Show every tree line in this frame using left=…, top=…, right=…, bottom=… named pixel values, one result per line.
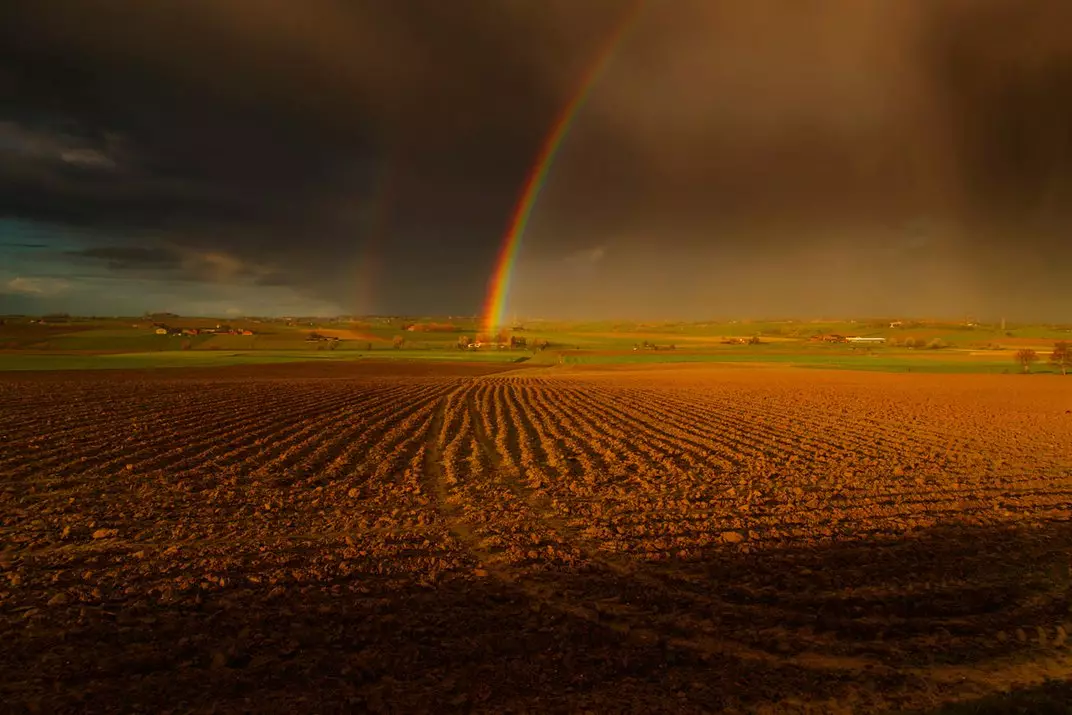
left=1016, top=341, right=1071, bottom=374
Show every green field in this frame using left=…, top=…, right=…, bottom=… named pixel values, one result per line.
left=0, top=349, right=529, bottom=372
left=0, top=351, right=339, bottom=371
left=550, top=349, right=1033, bottom=374
left=1, top=315, right=1069, bottom=373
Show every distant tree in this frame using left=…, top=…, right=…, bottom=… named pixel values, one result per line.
left=748, top=335, right=762, bottom=345
left=1050, top=341, right=1072, bottom=375
left=392, top=335, right=405, bottom=350
left=457, top=335, right=470, bottom=350
left=1015, top=348, right=1039, bottom=373
left=926, top=338, right=947, bottom=350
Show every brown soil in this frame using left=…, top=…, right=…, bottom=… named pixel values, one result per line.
left=1, top=364, right=1071, bottom=713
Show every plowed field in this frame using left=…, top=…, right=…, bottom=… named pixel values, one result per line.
left=2, top=362, right=1071, bottom=713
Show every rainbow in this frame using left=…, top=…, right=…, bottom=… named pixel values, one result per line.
left=480, top=1, right=645, bottom=336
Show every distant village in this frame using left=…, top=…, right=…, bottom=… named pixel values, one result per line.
left=808, top=334, right=887, bottom=344
left=150, top=323, right=254, bottom=337
left=464, top=335, right=529, bottom=350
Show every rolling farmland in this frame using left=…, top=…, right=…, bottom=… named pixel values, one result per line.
left=2, top=362, right=1071, bottom=712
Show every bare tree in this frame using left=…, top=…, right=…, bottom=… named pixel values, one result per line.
left=1050, top=341, right=1071, bottom=375
left=457, top=335, right=470, bottom=350
left=1015, top=348, right=1039, bottom=373
left=392, top=335, right=405, bottom=350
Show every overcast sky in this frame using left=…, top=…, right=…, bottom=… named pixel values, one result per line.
left=1, top=0, right=1071, bottom=319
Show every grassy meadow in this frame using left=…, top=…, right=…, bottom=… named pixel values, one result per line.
left=0, top=314, right=1069, bottom=373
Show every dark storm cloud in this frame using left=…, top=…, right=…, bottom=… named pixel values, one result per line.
left=926, top=1, right=1072, bottom=227
left=0, top=0, right=631, bottom=314
left=60, top=243, right=293, bottom=292
left=65, top=246, right=181, bottom=271
left=513, top=0, right=1072, bottom=320
left=1, top=0, right=1071, bottom=318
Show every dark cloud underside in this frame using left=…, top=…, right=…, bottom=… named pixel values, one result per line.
left=1, top=0, right=1070, bottom=318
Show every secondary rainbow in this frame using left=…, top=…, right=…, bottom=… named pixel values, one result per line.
left=480, top=1, right=645, bottom=336
left=353, top=152, right=398, bottom=315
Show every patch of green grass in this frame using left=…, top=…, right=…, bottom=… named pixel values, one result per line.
left=0, top=348, right=530, bottom=371
left=4, top=315, right=1070, bottom=373
left=370, top=349, right=529, bottom=363
left=46, top=335, right=212, bottom=351
left=197, top=334, right=261, bottom=350
left=0, top=351, right=353, bottom=371
left=551, top=348, right=1059, bottom=374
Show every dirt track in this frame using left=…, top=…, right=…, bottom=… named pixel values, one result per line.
left=1, top=363, right=1071, bottom=713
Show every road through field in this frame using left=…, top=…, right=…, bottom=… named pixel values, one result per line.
left=1, top=362, right=1071, bottom=712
